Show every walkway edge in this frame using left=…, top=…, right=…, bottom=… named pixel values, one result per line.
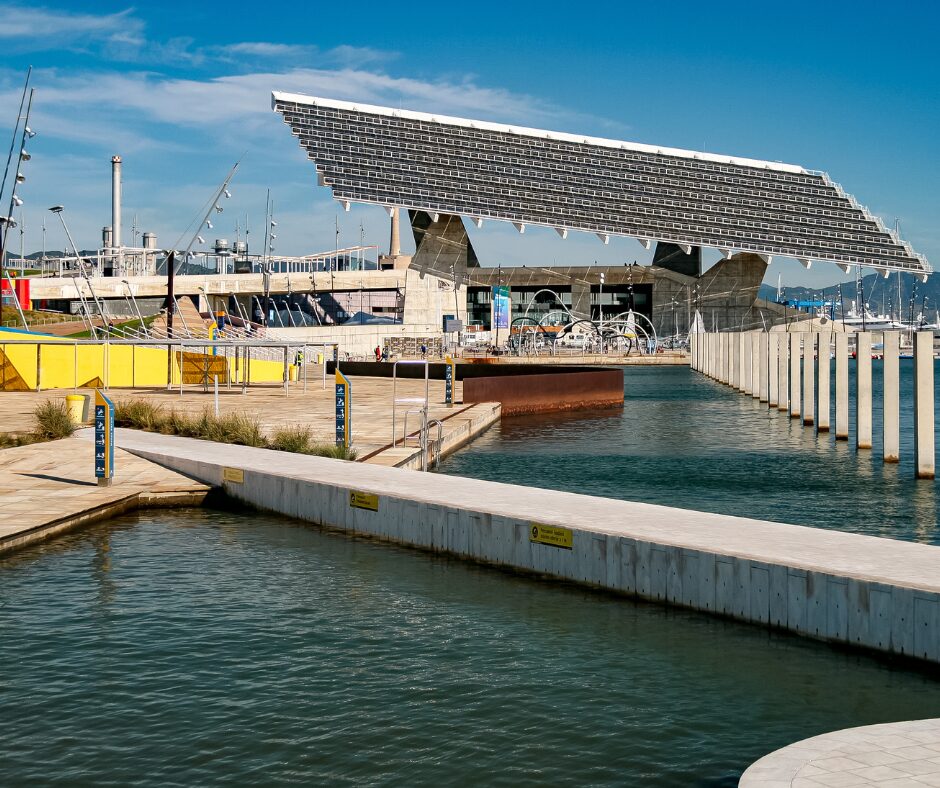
left=0, top=489, right=208, bottom=555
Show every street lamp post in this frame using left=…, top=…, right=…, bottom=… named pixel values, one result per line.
left=50, top=205, right=106, bottom=339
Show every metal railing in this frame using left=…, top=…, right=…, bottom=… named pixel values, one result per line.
left=0, top=337, right=337, bottom=395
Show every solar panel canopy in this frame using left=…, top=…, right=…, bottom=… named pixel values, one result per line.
left=272, top=92, right=930, bottom=277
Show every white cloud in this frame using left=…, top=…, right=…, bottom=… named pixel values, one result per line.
left=0, top=5, right=143, bottom=47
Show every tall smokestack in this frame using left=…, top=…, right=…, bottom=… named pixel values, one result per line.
left=389, top=207, right=401, bottom=257
left=111, top=155, right=122, bottom=248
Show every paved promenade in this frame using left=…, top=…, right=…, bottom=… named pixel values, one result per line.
left=0, top=373, right=497, bottom=466
left=741, top=718, right=940, bottom=786
left=0, top=436, right=208, bottom=554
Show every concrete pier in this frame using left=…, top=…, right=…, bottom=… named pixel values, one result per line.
left=817, top=334, right=831, bottom=433
left=915, top=330, right=935, bottom=480
left=883, top=331, right=900, bottom=463
left=802, top=334, right=814, bottom=427
left=742, top=718, right=940, bottom=786
left=835, top=333, right=849, bottom=440
left=777, top=332, right=788, bottom=412
left=856, top=332, right=873, bottom=450
left=789, top=332, right=801, bottom=419
left=768, top=333, right=779, bottom=408
left=118, top=429, right=940, bottom=665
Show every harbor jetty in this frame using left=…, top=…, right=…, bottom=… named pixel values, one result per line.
left=100, top=427, right=940, bottom=666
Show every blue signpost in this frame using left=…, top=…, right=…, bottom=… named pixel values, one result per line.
left=445, top=355, right=455, bottom=407
left=335, top=370, right=351, bottom=448
left=94, top=389, right=114, bottom=486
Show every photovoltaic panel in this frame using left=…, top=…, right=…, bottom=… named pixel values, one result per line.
left=272, top=92, right=930, bottom=276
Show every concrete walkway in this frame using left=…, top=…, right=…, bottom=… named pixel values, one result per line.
left=740, top=718, right=940, bottom=787
left=110, top=428, right=940, bottom=664
left=0, top=436, right=209, bottom=554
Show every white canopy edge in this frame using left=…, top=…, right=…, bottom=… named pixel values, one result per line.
left=272, top=91, right=807, bottom=175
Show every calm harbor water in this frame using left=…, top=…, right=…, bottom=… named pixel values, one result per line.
left=1, top=507, right=938, bottom=787
left=440, top=363, right=940, bottom=544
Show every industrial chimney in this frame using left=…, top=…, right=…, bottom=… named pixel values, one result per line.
left=111, top=155, right=122, bottom=249
left=389, top=207, right=401, bottom=257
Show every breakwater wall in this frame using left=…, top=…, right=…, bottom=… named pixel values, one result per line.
left=121, top=430, right=940, bottom=665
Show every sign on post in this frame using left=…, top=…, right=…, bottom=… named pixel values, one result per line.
left=335, top=369, right=351, bottom=448
left=444, top=355, right=455, bottom=407
left=94, top=389, right=114, bottom=486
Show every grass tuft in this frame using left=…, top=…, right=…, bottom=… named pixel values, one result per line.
left=33, top=400, right=78, bottom=440
left=111, top=399, right=333, bottom=456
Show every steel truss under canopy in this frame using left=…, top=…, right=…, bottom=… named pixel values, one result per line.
left=272, top=92, right=931, bottom=278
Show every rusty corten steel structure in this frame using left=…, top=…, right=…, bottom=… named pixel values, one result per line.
left=463, top=369, right=624, bottom=416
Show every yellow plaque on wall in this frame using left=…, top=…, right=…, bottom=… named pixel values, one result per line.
left=349, top=491, right=379, bottom=511
left=529, top=522, right=573, bottom=549
left=222, top=467, right=244, bottom=484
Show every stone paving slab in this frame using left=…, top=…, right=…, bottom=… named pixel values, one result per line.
left=0, top=372, right=468, bottom=460
left=0, top=436, right=209, bottom=553
left=740, top=718, right=940, bottom=786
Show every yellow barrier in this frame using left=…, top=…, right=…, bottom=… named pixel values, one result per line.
left=0, top=329, right=289, bottom=391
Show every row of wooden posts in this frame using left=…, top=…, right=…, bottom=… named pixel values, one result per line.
left=689, top=331, right=936, bottom=479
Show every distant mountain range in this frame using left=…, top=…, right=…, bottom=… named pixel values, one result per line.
left=759, top=271, right=939, bottom=319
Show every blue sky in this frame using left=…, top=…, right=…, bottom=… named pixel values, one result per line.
left=0, top=0, right=936, bottom=288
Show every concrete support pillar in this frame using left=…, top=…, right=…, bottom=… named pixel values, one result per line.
left=740, top=333, right=748, bottom=392
left=730, top=333, right=738, bottom=388
left=856, top=332, right=872, bottom=450
left=727, top=333, right=734, bottom=386
left=743, top=334, right=752, bottom=394
left=718, top=333, right=731, bottom=383
left=759, top=333, right=769, bottom=402
left=883, top=331, right=900, bottom=463
left=817, top=334, right=831, bottom=433
left=768, top=333, right=779, bottom=407
left=751, top=334, right=761, bottom=400
left=802, top=333, right=815, bottom=426
left=777, top=333, right=789, bottom=412
left=789, top=332, right=801, bottom=419
left=835, top=333, right=849, bottom=440
left=914, top=330, right=935, bottom=479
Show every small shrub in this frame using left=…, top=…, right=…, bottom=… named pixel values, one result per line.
left=269, top=425, right=313, bottom=454
left=0, top=432, right=38, bottom=449
left=164, top=409, right=195, bottom=437
left=215, top=412, right=265, bottom=447
left=115, top=399, right=165, bottom=431
left=33, top=400, right=77, bottom=440
left=307, top=443, right=358, bottom=461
